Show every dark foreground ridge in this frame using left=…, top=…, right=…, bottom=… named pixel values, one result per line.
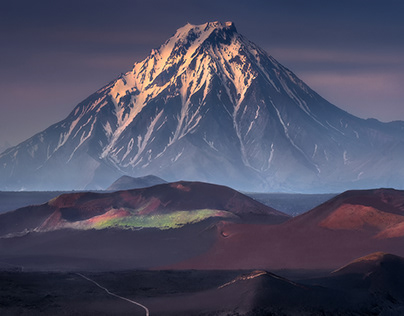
left=1, top=253, right=404, bottom=315
left=0, top=186, right=403, bottom=314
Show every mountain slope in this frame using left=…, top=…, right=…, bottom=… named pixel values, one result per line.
left=289, top=188, right=404, bottom=237
left=0, top=181, right=288, bottom=237
left=1, top=21, right=404, bottom=191
left=0, top=181, right=288, bottom=271
left=332, top=252, right=404, bottom=275
left=170, top=188, right=404, bottom=270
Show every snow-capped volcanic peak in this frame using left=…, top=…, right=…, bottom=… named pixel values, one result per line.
left=104, top=22, right=239, bottom=154
left=1, top=21, right=404, bottom=192
left=104, top=21, right=277, bottom=159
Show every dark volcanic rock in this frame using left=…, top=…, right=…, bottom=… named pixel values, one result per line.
left=3, top=266, right=404, bottom=315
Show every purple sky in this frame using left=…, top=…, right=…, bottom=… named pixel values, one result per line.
left=1, top=0, right=403, bottom=148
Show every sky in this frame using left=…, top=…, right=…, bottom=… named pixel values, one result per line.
left=1, top=0, right=403, bottom=148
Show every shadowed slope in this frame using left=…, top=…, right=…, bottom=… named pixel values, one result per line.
left=302, top=252, right=404, bottom=314
left=2, top=264, right=404, bottom=315
left=146, top=270, right=350, bottom=315
left=333, top=252, right=404, bottom=277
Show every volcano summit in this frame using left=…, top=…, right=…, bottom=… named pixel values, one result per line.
left=1, top=21, right=403, bottom=191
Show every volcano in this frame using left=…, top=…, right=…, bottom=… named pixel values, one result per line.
left=0, top=181, right=288, bottom=237
left=1, top=21, right=404, bottom=191
left=171, top=188, right=404, bottom=270
left=0, top=181, right=288, bottom=270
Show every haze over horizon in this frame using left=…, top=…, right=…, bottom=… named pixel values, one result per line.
left=1, top=0, right=403, bottom=147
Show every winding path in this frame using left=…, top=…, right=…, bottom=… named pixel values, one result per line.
left=76, top=273, right=150, bottom=316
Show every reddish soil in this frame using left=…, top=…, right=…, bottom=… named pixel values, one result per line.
left=169, top=189, right=404, bottom=270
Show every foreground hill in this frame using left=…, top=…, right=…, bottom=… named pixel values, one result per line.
left=1, top=22, right=404, bottom=192
left=164, top=254, right=404, bottom=315
left=303, top=252, right=404, bottom=314
left=0, top=181, right=287, bottom=237
left=1, top=187, right=403, bottom=271
left=333, top=251, right=404, bottom=277
left=0, top=181, right=288, bottom=270
left=2, top=253, right=404, bottom=315
left=172, top=188, right=404, bottom=270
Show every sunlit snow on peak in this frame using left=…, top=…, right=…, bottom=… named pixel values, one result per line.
left=103, top=21, right=261, bottom=160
